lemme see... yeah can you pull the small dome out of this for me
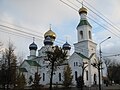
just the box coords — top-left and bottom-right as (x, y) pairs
(79, 7), (87, 15)
(44, 36), (53, 45)
(44, 30), (56, 40)
(29, 42), (38, 50)
(63, 42), (71, 50)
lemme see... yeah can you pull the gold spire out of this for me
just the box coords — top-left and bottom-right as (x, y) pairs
(79, 0), (87, 14)
(79, 7), (87, 14)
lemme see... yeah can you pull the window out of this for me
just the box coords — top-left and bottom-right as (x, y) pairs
(86, 71), (88, 81)
(80, 31), (83, 39)
(76, 62), (78, 66)
(94, 74), (97, 85)
(59, 73), (61, 81)
(89, 31), (91, 39)
(74, 62), (75, 66)
(75, 71), (78, 80)
(43, 73), (45, 81)
(74, 62), (78, 66)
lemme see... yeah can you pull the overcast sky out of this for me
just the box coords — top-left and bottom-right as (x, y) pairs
(0, 0), (120, 61)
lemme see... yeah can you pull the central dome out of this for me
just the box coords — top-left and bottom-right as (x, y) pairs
(44, 29), (56, 40)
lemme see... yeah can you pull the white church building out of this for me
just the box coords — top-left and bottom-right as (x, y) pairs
(20, 6), (99, 87)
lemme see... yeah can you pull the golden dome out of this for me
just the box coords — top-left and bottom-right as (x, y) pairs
(44, 30), (56, 40)
(79, 7), (87, 14)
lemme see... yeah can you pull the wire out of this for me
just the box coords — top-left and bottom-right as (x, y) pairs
(76, 0), (120, 36)
(84, 0), (120, 31)
(87, 17), (120, 38)
(60, 0), (78, 11)
(0, 19), (44, 35)
(0, 24), (43, 39)
(61, 0), (120, 39)
(1, 0), (119, 59)
(0, 27), (42, 41)
(0, 25), (92, 54)
(0, 19), (68, 45)
(0, 24), (66, 46)
(103, 54), (120, 57)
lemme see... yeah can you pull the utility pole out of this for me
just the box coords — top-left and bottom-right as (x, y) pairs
(99, 37), (111, 90)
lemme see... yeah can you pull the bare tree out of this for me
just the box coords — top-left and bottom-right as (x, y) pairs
(104, 57), (113, 69)
(46, 46), (67, 90)
(107, 61), (120, 85)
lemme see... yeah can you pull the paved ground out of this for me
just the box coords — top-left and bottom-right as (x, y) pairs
(102, 84), (120, 90)
(51, 84), (120, 90)
(72, 84), (120, 90)
(0, 84), (120, 90)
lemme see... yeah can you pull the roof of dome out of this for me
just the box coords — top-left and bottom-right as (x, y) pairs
(44, 36), (53, 45)
(44, 29), (56, 39)
(79, 7), (87, 14)
(63, 42), (71, 50)
(29, 42), (38, 50)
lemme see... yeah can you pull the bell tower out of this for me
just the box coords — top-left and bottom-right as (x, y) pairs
(74, 6), (97, 57)
(77, 6), (92, 42)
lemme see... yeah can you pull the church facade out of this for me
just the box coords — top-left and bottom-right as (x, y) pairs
(20, 6), (99, 87)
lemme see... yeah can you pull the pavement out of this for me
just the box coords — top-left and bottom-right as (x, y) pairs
(79, 84), (120, 90)
(51, 84), (120, 90)
(0, 84), (119, 90)
(102, 84), (120, 90)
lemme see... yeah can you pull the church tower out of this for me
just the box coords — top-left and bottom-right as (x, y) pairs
(74, 6), (97, 57)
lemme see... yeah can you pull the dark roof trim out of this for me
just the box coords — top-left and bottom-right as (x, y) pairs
(25, 60), (40, 67)
(75, 52), (89, 59)
(19, 68), (28, 72)
(77, 20), (92, 28)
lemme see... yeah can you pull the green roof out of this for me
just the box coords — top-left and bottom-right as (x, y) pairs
(19, 68), (28, 72)
(26, 60), (40, 67)
(77, 20), (92, 28)
(75, 52), (89, 59)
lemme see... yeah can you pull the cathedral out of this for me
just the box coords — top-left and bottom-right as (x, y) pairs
(20, 6), (99, 87)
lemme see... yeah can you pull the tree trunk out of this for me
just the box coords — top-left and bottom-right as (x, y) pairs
(49, 61), (54, 90)
(81, 68), (84, 90)
(98, 65), (101, 90)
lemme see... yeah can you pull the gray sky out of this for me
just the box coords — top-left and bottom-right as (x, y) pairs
(0, 0), (120, 61)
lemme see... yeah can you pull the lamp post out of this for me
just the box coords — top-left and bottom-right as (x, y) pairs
(99, 36), (111, 90)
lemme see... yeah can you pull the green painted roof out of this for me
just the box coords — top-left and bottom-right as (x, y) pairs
(19, 68), (28, 72)
(26, 60), (40, 67)
(77, 20), (92, 28)
(75, 52), (89, 59)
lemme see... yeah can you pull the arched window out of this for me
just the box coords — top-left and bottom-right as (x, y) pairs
(94, 74), (97, 85)
(86, 70), (88, 80)
(75, 71), (78, 80)
(89, 31), (91, 39)
(43, 73), (45, 81)
(80, 31), (83, 39)
(59, 73), (61, 81)
(76, 62), (78, 66)
(74, 62), (75, 66)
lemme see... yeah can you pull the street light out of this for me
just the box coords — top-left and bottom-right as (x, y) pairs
(99, 36), (111, 90)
